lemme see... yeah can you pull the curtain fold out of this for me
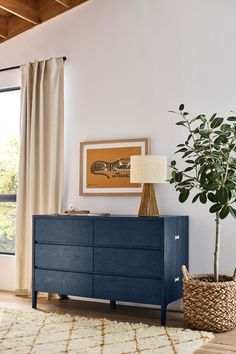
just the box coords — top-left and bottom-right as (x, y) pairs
(16, 58), (64, 296)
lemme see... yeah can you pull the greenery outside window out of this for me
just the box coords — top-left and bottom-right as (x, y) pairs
(0, 87), (20, 255)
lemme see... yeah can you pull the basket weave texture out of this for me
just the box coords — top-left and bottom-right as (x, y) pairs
(182, 269), (236, 333)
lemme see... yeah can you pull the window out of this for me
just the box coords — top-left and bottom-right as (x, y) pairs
(0, 87), (20, 255)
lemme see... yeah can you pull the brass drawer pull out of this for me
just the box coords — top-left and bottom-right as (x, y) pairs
(175, 235), (180, 240)
(175, 277), (180, 282)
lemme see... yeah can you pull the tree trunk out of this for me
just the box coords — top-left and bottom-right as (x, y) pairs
(214, 211), (220, 282)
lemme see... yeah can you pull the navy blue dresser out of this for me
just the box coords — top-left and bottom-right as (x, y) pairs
(32, 214), (188, 325)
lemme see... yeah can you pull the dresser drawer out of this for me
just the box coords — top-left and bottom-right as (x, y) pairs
(94, 248), (161, 277)
(94, 275), (161, 304)
(94, 219), (163, 248)
(34, 217), (93, 244)
(35, 244), (93, 272)
(34, 269), (93, 297)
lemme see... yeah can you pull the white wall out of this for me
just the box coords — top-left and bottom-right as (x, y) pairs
(0, 0), (236, 293)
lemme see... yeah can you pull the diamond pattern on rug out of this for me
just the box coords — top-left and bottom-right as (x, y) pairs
(0, 308), (213, 354)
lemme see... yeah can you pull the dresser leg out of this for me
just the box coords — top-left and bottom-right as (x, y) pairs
(32, 291), (38, 309)
(59, 294), (68, 300)
(110, 300), (116, 310)
(161, 304), (167, 325)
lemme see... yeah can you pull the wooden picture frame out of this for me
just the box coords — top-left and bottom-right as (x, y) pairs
(79, 138), (150, 196)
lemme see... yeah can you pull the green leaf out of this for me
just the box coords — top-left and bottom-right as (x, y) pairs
(209, 204), (222, 213)
(185, 160), (194, 164)
(199, 192), (207, 204)
(220, 124), (231, 132)
(186, 134), (192, 144)
(177, 144), (185, 147)
(182, 151), (194, 158)
(177, 179), (194, 187)
(175, 172), (183, 182)
(195, 156), (205, 165)
(184, 166), (194, 172)
(214, 136), (222, 145)
(210, 117), (224, 129)
(199, 164), (209, 174)
(179, 104), (184, 111)
(175, 147), (188, 154)
(200, 172), (206, 185)
(208, 192), (217, 202)
(196, 114), (206, 122)
(226, 179), (236, 187)
(183, 112), (189, 116)
(170, 160), (176, 166)
(227, 116), (236, 121)
(199, 129), (211, 138)
(207, 181), (220, 190)
(176, 121), (186, 126)
(220, 135), (228, 144)
(171, 170), (176, 179)
(179, 189), (190, 203)
(192, 193), (201, 203)
(212, 151), (222, 158)
(219, 205), (229, 219)
(214, 130), (224, 135)
(217, 186), (228, 204)
(209, 113), (217, 122)
(229, 206), (236, 218)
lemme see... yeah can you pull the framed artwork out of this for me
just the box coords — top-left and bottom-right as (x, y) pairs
(80, 138), (150, 196)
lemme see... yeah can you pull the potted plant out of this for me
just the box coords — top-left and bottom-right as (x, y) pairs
(169, 104), (236, 332)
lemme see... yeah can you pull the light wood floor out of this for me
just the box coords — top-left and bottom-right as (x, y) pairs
(0, 291), (235, 353)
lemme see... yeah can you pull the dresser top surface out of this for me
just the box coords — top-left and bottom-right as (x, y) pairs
(33, 214), (188, 220)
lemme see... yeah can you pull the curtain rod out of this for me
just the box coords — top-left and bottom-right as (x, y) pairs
(0, 56), (67, 73)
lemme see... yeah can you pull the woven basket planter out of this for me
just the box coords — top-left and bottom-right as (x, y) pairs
(182, 266), (236, 332)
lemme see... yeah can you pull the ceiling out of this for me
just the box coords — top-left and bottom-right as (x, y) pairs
(0, 0), (89, 44)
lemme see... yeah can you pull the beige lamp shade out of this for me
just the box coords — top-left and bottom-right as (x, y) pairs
(130, 155), (167, 216)
(130, 155), (167, 184)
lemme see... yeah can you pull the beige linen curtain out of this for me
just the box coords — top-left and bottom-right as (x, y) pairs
(16, 58), (64, 296)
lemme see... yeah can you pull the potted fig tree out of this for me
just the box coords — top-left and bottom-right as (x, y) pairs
(170, 104), (236, 332)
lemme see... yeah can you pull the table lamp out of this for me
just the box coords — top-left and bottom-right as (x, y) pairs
(130, 155), (167, 216)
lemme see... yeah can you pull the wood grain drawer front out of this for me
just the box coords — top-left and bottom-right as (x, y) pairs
(94, 219), (163, 248)
(34, 269), (93, 297)
(94, 275), (161, 304)
(35, 244), (93, 272)
(94, 248), (161, 277)
(34, 218), (93, 244)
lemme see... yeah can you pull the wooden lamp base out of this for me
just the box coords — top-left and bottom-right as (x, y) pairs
(138, 183), (159, 216)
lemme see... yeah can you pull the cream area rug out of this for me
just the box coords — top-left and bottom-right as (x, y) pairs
(0, 308), (213, 354)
